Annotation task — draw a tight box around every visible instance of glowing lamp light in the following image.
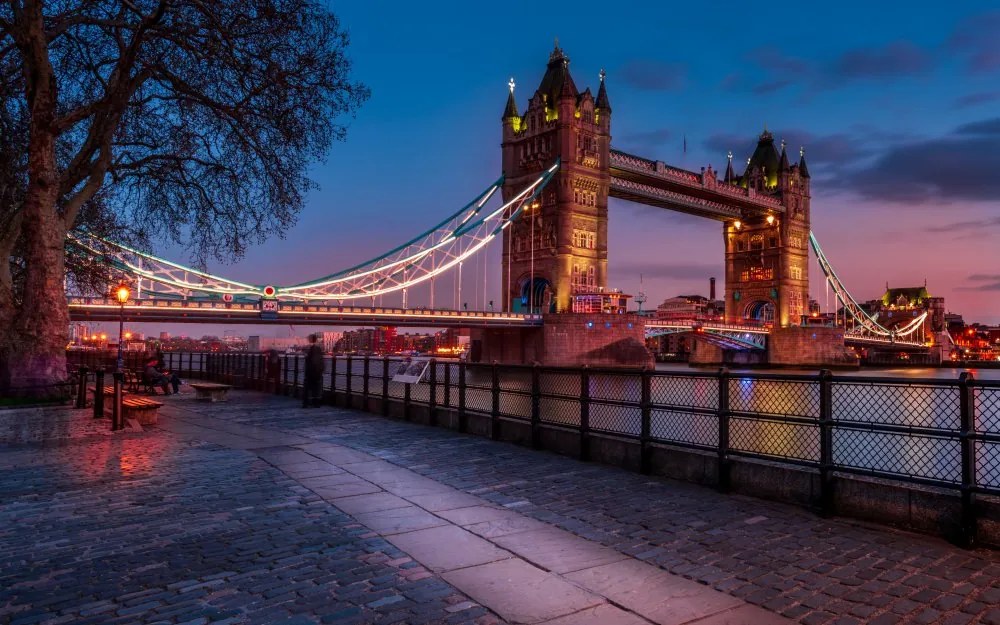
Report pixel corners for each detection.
[733,220,742,230]
[91,334,98,340]
[100,333,107,340]
[115,282,130,304]
[766,215,775,225]
[125,332,132,340]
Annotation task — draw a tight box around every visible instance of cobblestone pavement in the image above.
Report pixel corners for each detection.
[192,392,1000,625]
[0,401,503,625]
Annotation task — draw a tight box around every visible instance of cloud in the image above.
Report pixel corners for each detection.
[948,10,1000,73]
[957,277,1000,292]
[927,217,1000,233]
[955,118,1000,135]
[849,121,1000,202]
[617,59,685,91]
[830,41,932,79]
[954,92,1000,108]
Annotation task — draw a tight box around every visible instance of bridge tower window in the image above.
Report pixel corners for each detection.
[750,235,764,251]
[587,266,596,286]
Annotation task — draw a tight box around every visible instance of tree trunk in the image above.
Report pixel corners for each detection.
[2,196,68,396]
[1,169,68,398]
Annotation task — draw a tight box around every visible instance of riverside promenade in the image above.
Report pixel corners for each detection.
[1,390,999,625]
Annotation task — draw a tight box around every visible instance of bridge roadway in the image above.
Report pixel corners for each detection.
[67,297,541,328]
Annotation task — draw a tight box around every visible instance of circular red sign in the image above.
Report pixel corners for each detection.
[222,293,234,302]
[263,285,276,297]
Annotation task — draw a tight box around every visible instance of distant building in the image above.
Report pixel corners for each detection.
[248,336,308,352]
[654,295,723,321]
[320,331,342,353]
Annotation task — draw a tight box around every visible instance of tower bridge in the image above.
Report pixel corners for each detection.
[67,44,941,367]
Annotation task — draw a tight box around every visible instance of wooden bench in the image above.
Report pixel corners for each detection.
[189,382,232,402]
[89,385,128,401]
[119,397,163,425]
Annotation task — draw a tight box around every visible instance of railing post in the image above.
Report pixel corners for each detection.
[363,356,370,411]
[717,367,730,492]
[531,364,542,449]
[490,361,501,440]
[444,361,452,409]
[580,366,591,461]
[76,366,89,409]
[294,355,301,397]
[458,360,468,433]
[188,352,194,378]
[818,369,835,516]
[345,355,353,409]
[382,358,390,416]
[111,371,124,431]
[404,380,412,421]
[640,368,653,474]
[428,359,438,427]
[959,371,978,548]
[93,368,105,419]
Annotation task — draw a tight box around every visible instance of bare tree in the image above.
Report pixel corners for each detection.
[0,0,369,395]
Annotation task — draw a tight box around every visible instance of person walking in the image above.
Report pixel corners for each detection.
[303,334,325,408]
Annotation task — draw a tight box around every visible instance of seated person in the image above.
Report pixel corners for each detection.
[143,360,180,395]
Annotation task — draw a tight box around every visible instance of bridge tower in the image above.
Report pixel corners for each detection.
[723,131,811,327]
[501,44,611,314]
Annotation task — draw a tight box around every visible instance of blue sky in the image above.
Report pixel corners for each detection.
[119,0,1000,338]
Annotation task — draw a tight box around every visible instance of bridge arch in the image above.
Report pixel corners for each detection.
[517,275,555,314]
[743,299,775,325]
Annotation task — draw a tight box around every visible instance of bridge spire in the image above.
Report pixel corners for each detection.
[724,150,736,184]
[596,69,611,112]
[779,140,790,171]
[798,146,811,179]
[503,77,519,119]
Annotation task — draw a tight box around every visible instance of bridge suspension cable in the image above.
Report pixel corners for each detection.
[809,232,927,343]
[68,161,560,303]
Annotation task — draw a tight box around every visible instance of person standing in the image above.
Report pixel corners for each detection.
[303,334,325,408]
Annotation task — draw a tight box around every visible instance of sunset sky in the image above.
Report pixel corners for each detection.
[121,1,1000,337]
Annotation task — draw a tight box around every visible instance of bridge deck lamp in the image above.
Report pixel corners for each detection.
[114,281,131,372]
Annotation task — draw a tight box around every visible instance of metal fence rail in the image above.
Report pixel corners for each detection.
[78,350,1000,546]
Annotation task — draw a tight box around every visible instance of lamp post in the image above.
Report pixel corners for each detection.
[114,281,131,372]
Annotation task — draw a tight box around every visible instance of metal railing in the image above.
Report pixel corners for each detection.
[140,351,1000,546]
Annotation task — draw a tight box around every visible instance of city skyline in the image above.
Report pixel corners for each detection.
[140,1,1000,333]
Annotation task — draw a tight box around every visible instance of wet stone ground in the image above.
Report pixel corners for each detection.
[199,392,1000,625]
[0,400,501,625]
[2,388,1000,625]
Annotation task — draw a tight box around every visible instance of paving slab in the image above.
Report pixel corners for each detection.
[302,445,377,465]
[354,506,449,535]
[386,525,513,572]
[330,492,413,515]
[565,558,743,625]
[404,491,486,512]
[539,604,652,625]
[464,516,550,539]
[311,480,382,499]
[437,505,523,526]
[442,558,605,624]
[492,527,629,574]
[687,605,796,624]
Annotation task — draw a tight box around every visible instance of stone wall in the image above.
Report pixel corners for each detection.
[768,326,857,367]
[474,314,653,368]
[540,313,653,368]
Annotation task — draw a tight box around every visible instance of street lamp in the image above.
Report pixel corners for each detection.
[114,281,131,372]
